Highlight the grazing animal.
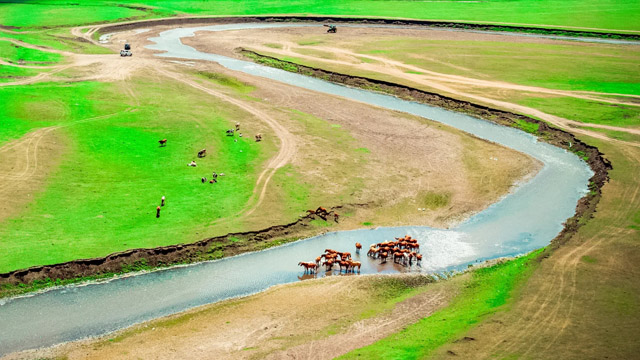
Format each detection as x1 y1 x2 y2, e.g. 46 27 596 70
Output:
255 133 262 142
367 246 379 258
201 177 206 183
161 195 165 206
403 253 413 266
298 262 317 274
156 206 161 218
315 256 322 267
349 261 361 273
322 260 334 271
334 212 340 222
197 149 207 158
379 252 388 263
158 139 167 147
226 129 234 136
393 252 403 263
416 254 423 265
212 172 218 179
316 206 328 215
355 242 362 253
338 260 350 273
188 161 197 167
235 122 240 131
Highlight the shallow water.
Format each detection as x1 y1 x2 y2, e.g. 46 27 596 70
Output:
0 23 593 355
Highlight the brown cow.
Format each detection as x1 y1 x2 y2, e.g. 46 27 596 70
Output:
158 139 167 147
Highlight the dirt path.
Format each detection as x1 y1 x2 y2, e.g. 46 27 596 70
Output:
239 42 640 145
70 25 102 46
0 38 74 56
156 66 297 219
267 287 448 360
278 41 640 104
0 59 60 69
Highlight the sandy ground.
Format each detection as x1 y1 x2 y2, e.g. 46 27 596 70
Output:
12 274 455 360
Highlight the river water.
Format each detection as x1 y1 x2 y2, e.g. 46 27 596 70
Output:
0 23 593 355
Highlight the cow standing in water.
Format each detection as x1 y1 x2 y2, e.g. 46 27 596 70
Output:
156 206 161 218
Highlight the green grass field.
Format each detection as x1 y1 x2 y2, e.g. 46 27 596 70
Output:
340 250 541 359
355 38 640 95
0 78 274 272
261 33 640 128
0 40 62 65
1 0 640 32
0 64 40 82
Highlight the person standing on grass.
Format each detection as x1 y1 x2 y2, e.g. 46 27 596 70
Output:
156 206 161 218
161 195 166 206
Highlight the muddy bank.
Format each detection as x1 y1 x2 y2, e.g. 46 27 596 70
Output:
238 49 611 254
0 204 364 290
95 16 640 41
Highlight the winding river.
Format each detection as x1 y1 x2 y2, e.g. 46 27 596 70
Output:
0 23 593 356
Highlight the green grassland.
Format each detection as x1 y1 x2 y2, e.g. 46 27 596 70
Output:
340 250 541 359
0 29 112 54
355 38 640 95
0 64 40 82
1 0 639 32
0 40 62 65
515 96 640 127
0 77 274 272
0 2 152 28
273 35 640 128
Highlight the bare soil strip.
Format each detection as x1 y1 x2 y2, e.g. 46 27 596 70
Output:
13 275 455 360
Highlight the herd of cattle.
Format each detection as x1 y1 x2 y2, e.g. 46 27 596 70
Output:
298 235 423 274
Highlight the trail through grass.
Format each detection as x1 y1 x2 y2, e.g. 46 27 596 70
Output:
0 77 269 272
0 41 62 65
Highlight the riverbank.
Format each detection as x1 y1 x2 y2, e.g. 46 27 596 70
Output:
8 252 542 360
238 49 610 251
0 204 361 297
